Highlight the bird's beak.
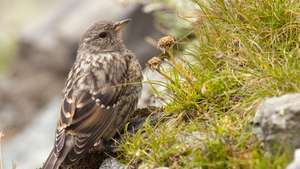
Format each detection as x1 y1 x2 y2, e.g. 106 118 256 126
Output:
113 19 131 32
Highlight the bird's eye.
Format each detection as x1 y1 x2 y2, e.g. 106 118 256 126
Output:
98 32 108 38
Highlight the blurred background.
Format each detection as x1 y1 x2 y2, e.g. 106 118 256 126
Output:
0 0 159 168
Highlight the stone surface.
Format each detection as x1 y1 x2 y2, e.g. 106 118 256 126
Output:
176 131 209 150
138 68 167 108
253 93 300 150
287 149 300 169
99 158 125 169
2 99 59 169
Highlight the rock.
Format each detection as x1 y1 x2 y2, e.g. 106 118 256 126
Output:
2 99 59 169
99 158 125 169
138 68 167 108
176 131 209 150
253 93 300 150
286 149 300 169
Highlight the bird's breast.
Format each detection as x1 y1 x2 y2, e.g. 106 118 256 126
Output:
72 52 127 91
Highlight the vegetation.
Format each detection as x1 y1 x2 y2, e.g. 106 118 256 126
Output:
0 40 15 72
118 0 300 168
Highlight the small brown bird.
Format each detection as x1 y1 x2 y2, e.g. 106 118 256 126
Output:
42 19 142 169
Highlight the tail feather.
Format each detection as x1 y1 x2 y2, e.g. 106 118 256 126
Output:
42 149 61 169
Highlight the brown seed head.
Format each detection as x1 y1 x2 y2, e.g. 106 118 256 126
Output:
157 35 175 52
232 38 243 48
147 56 162 70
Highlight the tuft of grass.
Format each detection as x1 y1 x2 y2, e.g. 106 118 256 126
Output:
118 0 299 168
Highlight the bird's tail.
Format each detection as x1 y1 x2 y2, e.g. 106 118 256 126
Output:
42 149 61 169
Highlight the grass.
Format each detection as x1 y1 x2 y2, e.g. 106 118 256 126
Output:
117 0 300 168
0 0 297 168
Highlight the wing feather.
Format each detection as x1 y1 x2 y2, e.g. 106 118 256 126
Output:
53 52 133 165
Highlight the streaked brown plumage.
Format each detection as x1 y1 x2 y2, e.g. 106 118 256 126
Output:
42 19 142 169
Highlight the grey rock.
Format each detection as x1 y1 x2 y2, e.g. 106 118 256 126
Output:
2 99 59 169
287 149 300 169
138 68 167 108
176 131 207 146
99 158 125 169
176 131 216 152
253 93 300 149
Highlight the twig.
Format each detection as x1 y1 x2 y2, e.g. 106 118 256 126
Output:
0 131 4 169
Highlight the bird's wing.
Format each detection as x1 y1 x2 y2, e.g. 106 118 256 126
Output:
54 61 129 164
55 89 118 163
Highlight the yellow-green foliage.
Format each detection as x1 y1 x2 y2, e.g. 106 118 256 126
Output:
119 0 300 168
0 39 15 72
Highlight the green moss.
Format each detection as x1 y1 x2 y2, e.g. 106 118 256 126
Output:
119 0 299 168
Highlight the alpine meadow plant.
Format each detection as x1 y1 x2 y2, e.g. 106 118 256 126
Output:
119 0 300 168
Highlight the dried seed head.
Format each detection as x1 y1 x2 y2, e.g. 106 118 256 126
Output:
232 38 243 48
157 35 175 52
147 56 162 70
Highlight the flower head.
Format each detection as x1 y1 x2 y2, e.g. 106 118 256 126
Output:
157 35 175 53
147 56 162 70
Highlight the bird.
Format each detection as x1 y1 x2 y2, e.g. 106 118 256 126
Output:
42 19 142 169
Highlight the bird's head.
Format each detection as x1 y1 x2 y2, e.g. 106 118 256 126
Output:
79 19 130 53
